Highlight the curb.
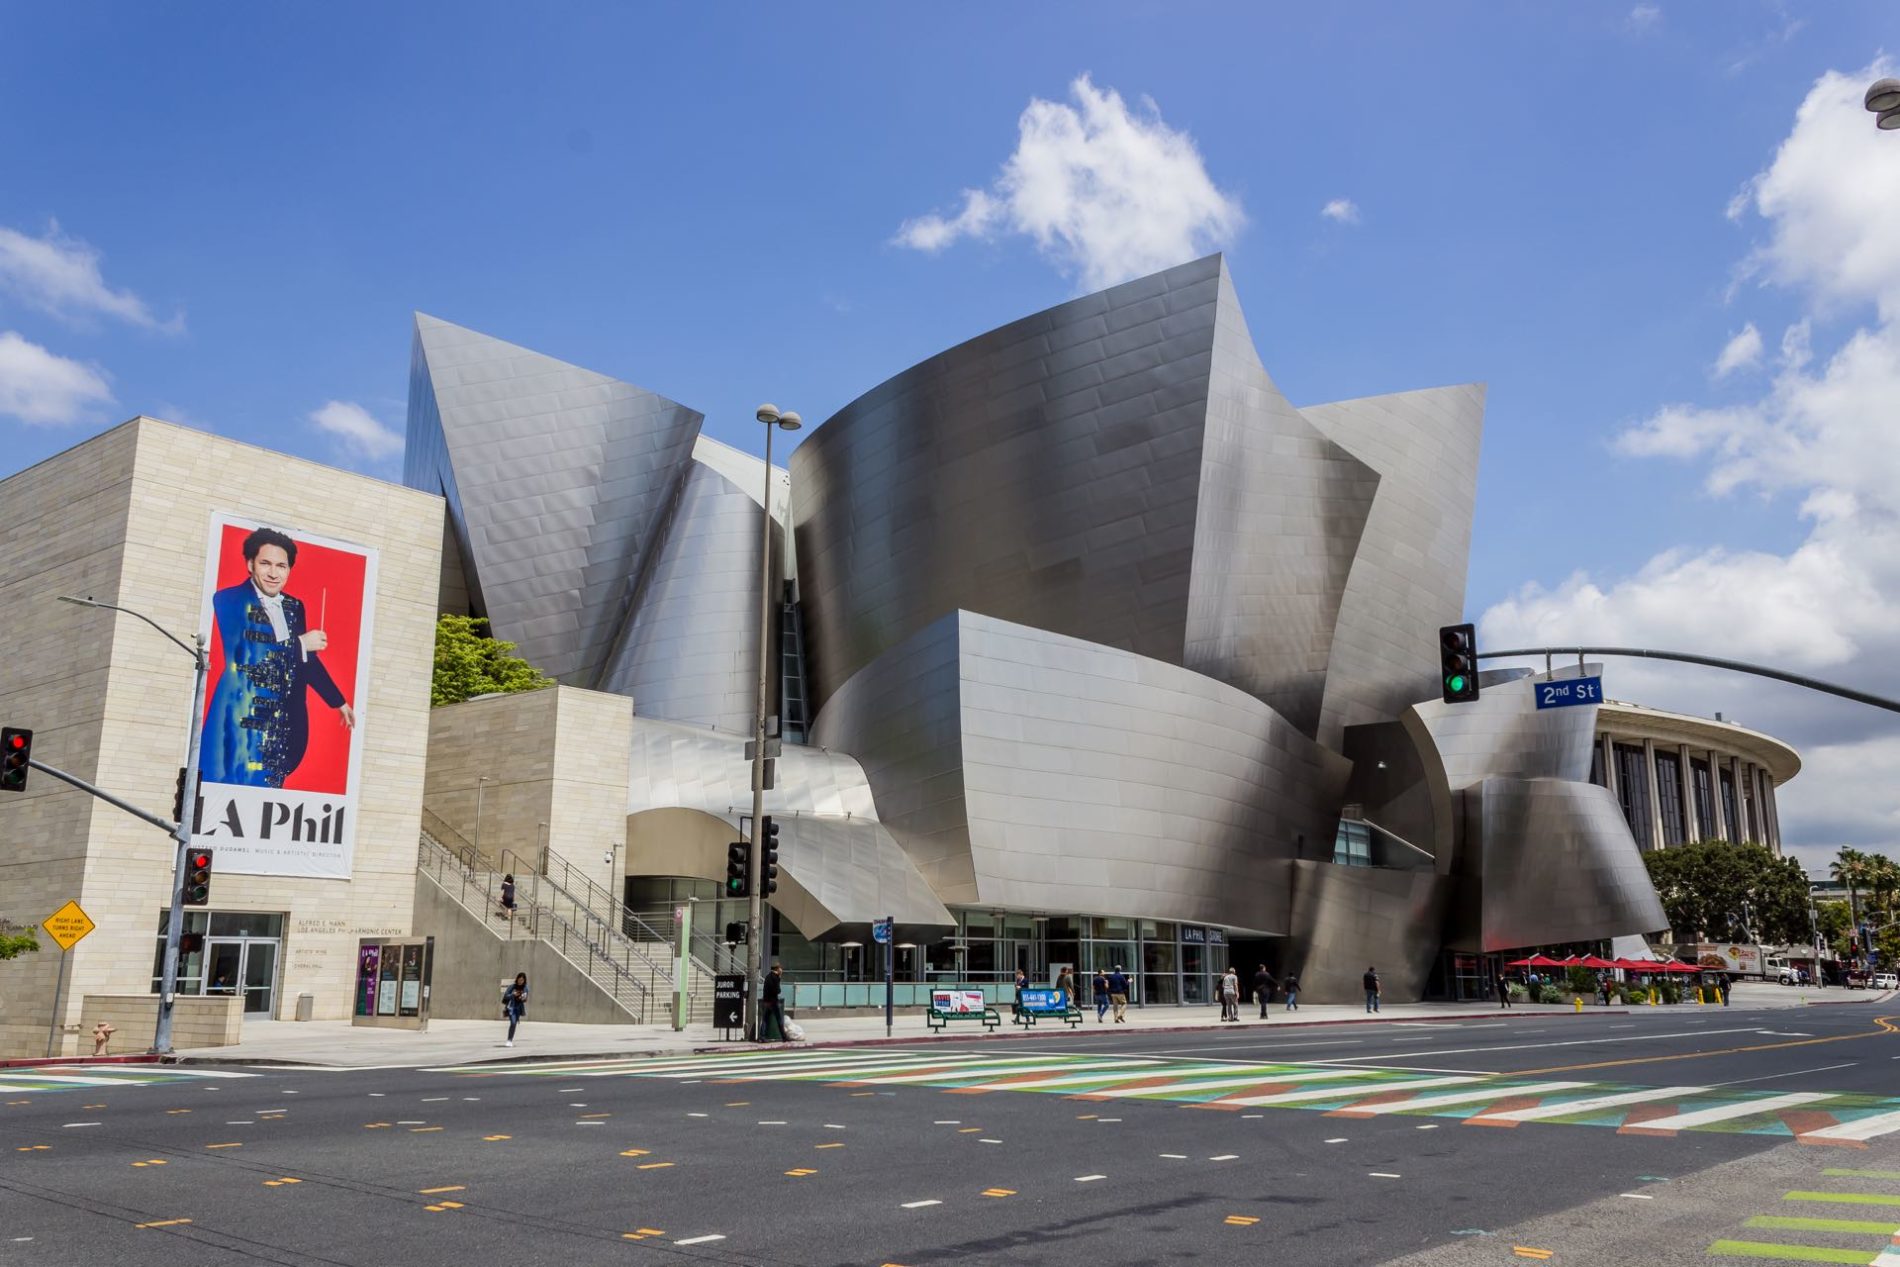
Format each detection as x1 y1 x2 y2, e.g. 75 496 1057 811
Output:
0 1054 164 1069
168 1007 1632 1068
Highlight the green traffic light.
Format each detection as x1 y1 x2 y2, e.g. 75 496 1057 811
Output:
1446 674 1466 693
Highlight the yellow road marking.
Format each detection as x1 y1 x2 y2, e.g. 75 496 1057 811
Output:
1513 1016 1900 1077
850 1092 875 1097
364 1122 391 1129
620 1148 651 1157
418 1186 465 1195
982 1188 1015 1197
409 1126 444 1133
262 1178 303 1187
205 1143 242 1149
1513 1249 1554 1261
622 1229 667 1240
581 1112 611 1119
132 1160 168 1167
725 1101 750 1107
135 1219 193 1229
166 1109 191 1115
482 1134 510 1141
16 1145 50 1152
636 1162 675 1170
786 1168 818 1176
957 1127 981 1134
817 1142 845 1149
83 1104 105 1110
1224 1215 1259 1226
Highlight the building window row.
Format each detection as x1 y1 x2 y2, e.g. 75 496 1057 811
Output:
1590 736 1780 853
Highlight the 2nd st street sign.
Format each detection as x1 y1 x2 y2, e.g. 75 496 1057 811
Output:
1534 676 1603 710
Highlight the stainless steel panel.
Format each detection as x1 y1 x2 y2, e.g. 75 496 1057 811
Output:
1286 859 1451 1003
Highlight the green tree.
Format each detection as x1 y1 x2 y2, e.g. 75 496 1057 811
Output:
1642 840 1814 944
430 615 552 707
0 924 40 960
1817 901 1854 958
1832 847 1871 931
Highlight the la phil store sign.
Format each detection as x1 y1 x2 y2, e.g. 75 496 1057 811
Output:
183 512 380 880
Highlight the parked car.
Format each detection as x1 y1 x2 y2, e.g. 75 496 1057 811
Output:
1776 966 1800 985
1876 973 1899 991
1845 970 1871 989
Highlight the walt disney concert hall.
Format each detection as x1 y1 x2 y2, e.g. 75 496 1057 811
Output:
405 254 1667 1004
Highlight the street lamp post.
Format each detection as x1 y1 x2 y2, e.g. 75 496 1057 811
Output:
58 595 208 1056
748 403 801 1041
1867 78 1900 131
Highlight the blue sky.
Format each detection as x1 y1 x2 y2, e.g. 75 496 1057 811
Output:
3 3 1897 863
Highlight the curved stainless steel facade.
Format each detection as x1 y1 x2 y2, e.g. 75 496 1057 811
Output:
407 256 1681 1000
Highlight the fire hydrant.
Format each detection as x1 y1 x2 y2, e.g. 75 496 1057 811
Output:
90 1021 115 1057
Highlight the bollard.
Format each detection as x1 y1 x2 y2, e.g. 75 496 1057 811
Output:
1696 988 1704 1005
1649 987 1659 1006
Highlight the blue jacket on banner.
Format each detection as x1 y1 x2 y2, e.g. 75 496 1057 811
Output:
199 581 346 788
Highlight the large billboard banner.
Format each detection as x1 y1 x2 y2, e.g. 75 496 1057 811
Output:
191 513 378 878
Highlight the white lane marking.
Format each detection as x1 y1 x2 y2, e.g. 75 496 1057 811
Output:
1325 1138 1348 1144
822 1124 846 1129
1075 1174 1106 1182
1347 1081 1592 1116
397 1120 426 1125
1488 1086 1690 1122
1621 1193 1653 1200
997 1063 1267 1091
224 1121 253 1126
369 1093 385 1097
902 1199 942 1209
1798 1106 1900 1143
687 1112 707 1118
1147 1040 1366 1056
22 1075 148 1087
1369 1172 1402 1178
1159 1153 1188 1159
1242 1114 1263 1119
758 1121 787 1126
61 1122 101 1128
979 1138 1002 1144
1711 1063 1855 1087
1098 1117 1122 1122
1633 1091 1834 1132
1416 1124 1439 1130
843 1059 1141 1086
1088 1068 1395 1100
1223 1076 1481 1108
674 1234 725 1245
1209 1154 1239 1161
556 1088 583 1092
421 1097 449 1102
1305 1027 1763 1065
462 1097 480 1102
934 1120 960 1125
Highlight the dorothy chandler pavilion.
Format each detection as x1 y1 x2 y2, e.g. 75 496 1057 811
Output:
403 253 1670 1008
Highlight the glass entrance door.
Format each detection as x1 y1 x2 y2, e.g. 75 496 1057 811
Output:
205 938 278 1014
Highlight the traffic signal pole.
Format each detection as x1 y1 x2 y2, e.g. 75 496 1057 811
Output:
1477 646 1900 717
153 634 209 1055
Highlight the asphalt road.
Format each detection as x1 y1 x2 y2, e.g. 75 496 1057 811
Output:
4 1001 1899 1267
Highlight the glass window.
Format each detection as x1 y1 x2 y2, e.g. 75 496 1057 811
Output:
209 912 283 939
1655 751 1685 846
1692 760 1715 839
1614 744 1652 849
1589 742 1606 788
155 910 210 936
1720 769 1740 844
1142 940 1178 1005
1000 914 1034 938
1333 820 1372 866
1093 917 1135 939
961 911 996 934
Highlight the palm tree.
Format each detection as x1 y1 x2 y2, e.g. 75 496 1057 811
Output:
1869 853 1900 927
1832 848 1872 948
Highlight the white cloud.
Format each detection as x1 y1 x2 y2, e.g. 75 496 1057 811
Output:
893 74 1244 291
0 221 180 332
1713 322 1763 376
0 330 115 426
1483 62 1900 860
1626 4 1662 35
1320 198 1361 225
308 400 402 462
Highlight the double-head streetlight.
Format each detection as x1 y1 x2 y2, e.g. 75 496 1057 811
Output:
1868 78 1900 131
748 403 800 1041
57 595 209 1055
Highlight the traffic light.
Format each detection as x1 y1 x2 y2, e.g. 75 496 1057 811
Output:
1439 624 1480 704
184 849 214 906
760 816 779 897
724 920 748 945
172 765 189 824
0 727 31 792
725 841 749 898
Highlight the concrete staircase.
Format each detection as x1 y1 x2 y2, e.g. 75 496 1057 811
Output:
416 833 716 1024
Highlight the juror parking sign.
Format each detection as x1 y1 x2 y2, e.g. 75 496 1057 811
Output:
189 512 379 879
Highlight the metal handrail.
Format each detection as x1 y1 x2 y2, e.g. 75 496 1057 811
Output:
417 834 652 1022
535 843 723 982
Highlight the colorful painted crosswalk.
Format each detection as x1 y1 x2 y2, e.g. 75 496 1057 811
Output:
0 1065 254 1096
1708 1170 1900 1264
437 1048 1900 1143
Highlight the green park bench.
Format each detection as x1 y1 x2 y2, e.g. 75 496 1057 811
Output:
926 990 1002 1032
1012 989 1083 1028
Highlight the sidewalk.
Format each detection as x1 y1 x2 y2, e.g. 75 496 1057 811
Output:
165 979 1863 1069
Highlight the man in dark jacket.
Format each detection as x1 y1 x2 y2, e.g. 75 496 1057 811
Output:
1363 966 1381 1013
1253 965 1276 1019
761 962 786 1042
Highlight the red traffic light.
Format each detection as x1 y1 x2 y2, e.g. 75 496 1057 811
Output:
190 852 212 870
0 726 31 792
4 733 22 750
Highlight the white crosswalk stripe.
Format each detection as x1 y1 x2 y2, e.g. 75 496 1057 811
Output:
1223 1075 1482 1108
1344 1080 1592 1116
1089 1068 1398 1100
1485 1086 1695 1123
840 1059 1144 1086
1625 1091 1833 1132
1796 1106 1900 1143
997 1063 1270 1091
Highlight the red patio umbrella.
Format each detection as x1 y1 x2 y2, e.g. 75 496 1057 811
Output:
1505 954 1569 968
1574 956 1616 970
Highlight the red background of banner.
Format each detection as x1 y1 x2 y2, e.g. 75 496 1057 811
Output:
202 522 367 794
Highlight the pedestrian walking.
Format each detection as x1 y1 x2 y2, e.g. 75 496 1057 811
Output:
1494 967 1512 1009
501 972 528 1047
1107 964 1131 1023
762 962 788 1040
1282 971 1300 1011
497 873 517 922
1013 967 1030 1025
1220 966 1240 1021
1056 965 1076 1008
1363 965 1381 1014
1253 964 1275 1019
1093 969 1111 1022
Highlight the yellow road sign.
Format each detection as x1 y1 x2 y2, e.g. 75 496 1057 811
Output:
42 901 95 951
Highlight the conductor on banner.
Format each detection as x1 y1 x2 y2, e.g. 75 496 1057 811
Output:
199 527 355 789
